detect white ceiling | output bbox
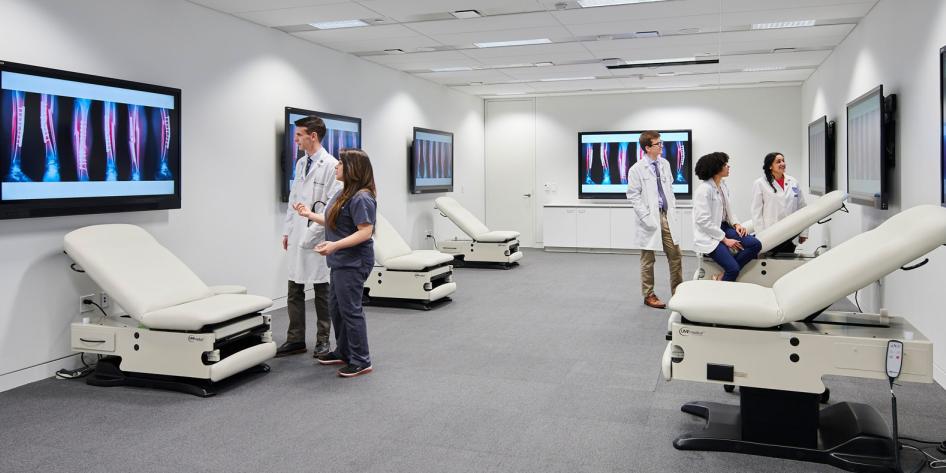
[187,0,878,97]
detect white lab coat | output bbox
[749,174,808,237]
[284,147,342,284]
[692,179,741,255]
[625,157,680,251]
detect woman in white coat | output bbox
[749,152,808,254]
[692,152,761,281]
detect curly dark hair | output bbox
[694,152,729,181]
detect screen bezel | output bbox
[941,46,945,207]
[282,106,362,202]
[845,85,886,208]
[807,115,836,196]
[577,129,693,200]
[410,126,454,194]
[0,60,182,220]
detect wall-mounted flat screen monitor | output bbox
[941,46,946,207]
[282,107,361,202]
[0,61,181,219]
[410,127,453,194]
[578,129,692,199]
[846,85,896,209]
[808,116,836,196]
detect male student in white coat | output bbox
[626,130,683,309]
[278,116,343,357]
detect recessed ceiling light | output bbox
[474,38,551,48]
[656,71,675,76]
[430,66,474,72]
[578,0,668,7]
[608,57,717,69]
[469,81,484,86]
[414,47,436,52]
[309,19,369,29]
[752,20,815,30]
[772,47,796,53]
[540,76,596,82]
[483,63,534,69]
[597,34,614,41]
[601,58,624,66]
[743,65,786,72]
[679,27,701,34]
[384,49,405,55]
[635,31,660,38]
[451,10,482,19]
[535,61,554,67]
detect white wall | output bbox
[801,0,946,386]
[486,87,803,244]
[0,0,484,390]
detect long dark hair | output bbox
[762,152,783,192]
[326,148,376,231]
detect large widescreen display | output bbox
[410,127,453,194]
[578,130,692,199]
[1,61,181,219]
[846,85,891,209]
[282,107,361,202]
[808,116,835,196]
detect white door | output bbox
[485,99,535,246]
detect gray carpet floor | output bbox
[2,248,945,472]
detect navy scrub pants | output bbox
[328,266,372,368]
[707,222,762,281]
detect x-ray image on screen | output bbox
[410,127,453,194]
[579,130,692,199]
[2,71,177,202]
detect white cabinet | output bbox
[610,208,638,249]
[576,208,610,248]
[542,207,577,247]
[543,204,693,253]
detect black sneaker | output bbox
[313,341,331,358]
[337,364,373,378]
[316,352,346,366]
[275,341,306,358]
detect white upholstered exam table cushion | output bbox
[142,294,274,331]
[435,197,520,241]
[384,250,455,271]
[668,280,783,327]
[755,190,846,253]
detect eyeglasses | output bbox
[648,141,663,148]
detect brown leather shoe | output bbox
[644,294,666,309]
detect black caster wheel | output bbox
[723,384,735,393]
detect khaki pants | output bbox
[640,212,683,298]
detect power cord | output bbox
[901,443,946,470]
[55,353,98,380]
[83,298,108,320]
[854,289,863,313]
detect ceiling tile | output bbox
[426,26,576,48]
[188,0,344,14]
[415,69,517,84]
[406,12,561,35]
[359,0,546,22]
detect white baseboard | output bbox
[0,354,81,394]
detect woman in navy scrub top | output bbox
[294,149,377,377]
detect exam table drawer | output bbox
[71,324,116,353]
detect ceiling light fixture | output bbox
[578,0,668,7]
[383,49,405,55]
[540,76,596,82]
[752,20,815,30]
[743,65,786,72]
[309,19,369,29]
[635,31,659,38]
[474,38,551,48]
[430,66,474,72]
[535,61,554,67]
[451,10,482,19]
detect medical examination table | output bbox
[364,213,457,309]
[434,196,523,268]
[662,204,946,472]
[64,224,276,396]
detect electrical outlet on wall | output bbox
[100,292,110,308]
[79,293,96,314]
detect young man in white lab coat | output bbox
[626,131,683,309]
[278,116,342,357]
